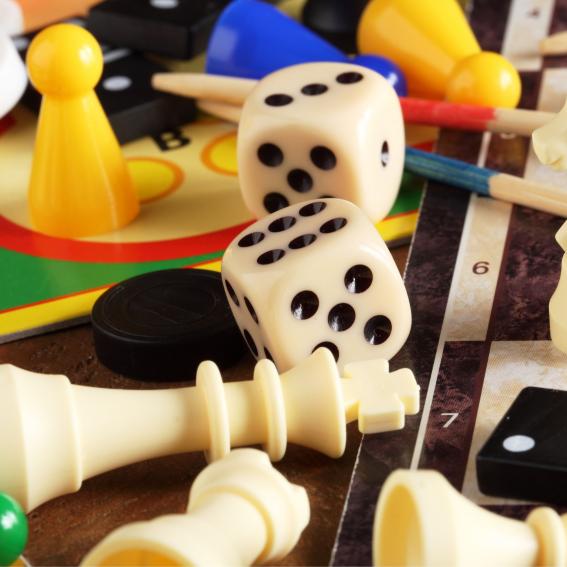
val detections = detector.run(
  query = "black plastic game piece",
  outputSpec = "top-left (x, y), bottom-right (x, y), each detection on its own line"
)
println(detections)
top-left (92, 269), bottom-right (246, 381)
top-left (87, 0), bottom-right (230, 59)
top-left (302, 0), bottom-right (369, 53)
top-left (94, 52), bottom-right (196, 144)
top-left (14, 20), bottom-right (196, 144)
top-left (477, 387), bottom-right (567, 505)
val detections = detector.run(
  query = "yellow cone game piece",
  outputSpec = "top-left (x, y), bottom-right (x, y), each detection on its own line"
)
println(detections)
top-left (357, 0), bottom-right (521, 108)
top-left (26, 24), bottom-right (139, 238)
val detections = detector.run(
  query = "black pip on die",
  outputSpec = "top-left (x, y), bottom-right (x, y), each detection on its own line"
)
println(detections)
top-left (237, 62), bottom-right (405, 222)
top-left (221, 198), bottom-right (412, 372)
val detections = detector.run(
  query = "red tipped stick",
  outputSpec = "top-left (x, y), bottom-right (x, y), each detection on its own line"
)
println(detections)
top-left (400, 97), bottom-right (552, 137)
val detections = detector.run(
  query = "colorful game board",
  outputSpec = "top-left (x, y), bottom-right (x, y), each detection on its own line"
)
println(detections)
top-left (0, 89), bottom-right (427, 344)
top-left (0, 109), bottom-right (426, 343)
top-left (331, 0), bottom-right (567, 564)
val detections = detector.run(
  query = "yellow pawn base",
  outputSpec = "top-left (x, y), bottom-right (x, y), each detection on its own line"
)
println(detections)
top-left (26, 24), bottom-right (139, 238)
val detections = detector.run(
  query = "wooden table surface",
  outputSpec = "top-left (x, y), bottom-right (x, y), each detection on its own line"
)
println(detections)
top-left (0, 246), bottom-right (410, 566)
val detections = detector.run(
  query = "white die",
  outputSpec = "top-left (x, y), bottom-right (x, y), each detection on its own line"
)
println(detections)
top-left (237, 62), bottom-right (405, 223)
top-left (221, 198), bottom-right (411, 372)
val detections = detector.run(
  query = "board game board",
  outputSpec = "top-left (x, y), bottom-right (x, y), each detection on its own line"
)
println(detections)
top-left (331, 0), bottom-right (567, 564)
top-left (0, 57), bottom-right (428, 344)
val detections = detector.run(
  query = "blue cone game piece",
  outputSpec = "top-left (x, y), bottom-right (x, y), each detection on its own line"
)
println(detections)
top-left (0, 493), bottom-right (27, 567)
top-left (205, 0), bottom-right (407, 96)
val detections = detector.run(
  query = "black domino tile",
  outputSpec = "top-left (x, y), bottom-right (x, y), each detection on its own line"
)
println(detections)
top-left (87, 0), bottom-right (230, 59)
top-left (477, 387), bottom-right (567, 505)
top-left (95, 52), bottom-right (196, 144)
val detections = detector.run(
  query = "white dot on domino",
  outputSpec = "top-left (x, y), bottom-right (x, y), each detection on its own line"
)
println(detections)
top-left (103, 76), bottom-right (132, 91)
top-left (150, 0), bottom-right (179, 8)
top-left (502, 435), bottom-right (535, 453)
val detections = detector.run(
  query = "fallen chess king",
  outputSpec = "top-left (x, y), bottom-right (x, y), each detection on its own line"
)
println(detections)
top-left (0, 348), bottom-right (419, 512)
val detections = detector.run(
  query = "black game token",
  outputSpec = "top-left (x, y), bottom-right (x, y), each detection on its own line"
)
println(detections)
top-left (302, 0), bottom-right (370, 53)
top-left (92, 269), bottom-right (246, 381)
top-left (87, 0), bottom-right (230, 59)
top-left (477, 387), bottom-right (567, 505)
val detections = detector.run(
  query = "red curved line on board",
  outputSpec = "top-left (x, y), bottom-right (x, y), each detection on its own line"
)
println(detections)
top-left (0, 215), bottom-right (253, 263)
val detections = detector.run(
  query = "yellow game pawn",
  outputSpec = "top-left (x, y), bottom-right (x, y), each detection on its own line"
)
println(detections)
top-left (357, 0), bottom-right (522, 108)
top-left (26, 24), bottom-right (139, 238)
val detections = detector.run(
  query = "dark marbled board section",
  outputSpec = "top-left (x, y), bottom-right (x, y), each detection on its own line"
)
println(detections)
top-left (469, 0), bottom-right (512, 52)
top-left (488, 206), bottom-right (564, 341)
top-left (331, 174), bottom-right (472, 566)
top-left (330, 8), bottom-right (502, 556)
top-left (330, 0), bottom-right (567, 562)
top-left (418, 341), bottom-right (489, 491)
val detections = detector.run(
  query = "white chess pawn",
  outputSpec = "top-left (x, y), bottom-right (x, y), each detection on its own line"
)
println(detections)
top-left (532, 98), bottom-right (567, 170)
top-left (373, 469), bottom-right (567, 566)
top-left (0, 348), bottom-right (419, 511)
top-left (81, 449), bottom-right (309, 567)
top-left (550, 221), bottom-right (567, 354)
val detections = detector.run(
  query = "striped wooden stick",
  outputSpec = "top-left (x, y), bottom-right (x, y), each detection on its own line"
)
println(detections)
top-left (400, 98), bottom-right (552, 137)
top-left (540, 31), bottom-right (567, 56)
top-left (405, 147), bottom-right (567, 217)
top-left (153, 72), bottom-right (553, 136)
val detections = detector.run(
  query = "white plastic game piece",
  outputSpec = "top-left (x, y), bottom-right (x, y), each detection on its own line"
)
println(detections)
top-left (197, 99), bottom-right (242, 123)
top-left (0, 348), bottom-right (419, 511)
top-left (0, 0), bottom-right (22, 36)
top-left (153, 72), bottom-right (255, 107)
top-left (0, 32), bottom-right (26, 119)
top-left (236, 62), bottom-right (405, 222)
top-left (373, 469), bottom-right (567, 567)
top-left (532, 98), bottom-right (567, 170)
top-left (81, 449), bottom-right (309, 567)
top-left (221, 198), bottom-right (412, 372)
top-left (550, 221), bottom-right (567, 354)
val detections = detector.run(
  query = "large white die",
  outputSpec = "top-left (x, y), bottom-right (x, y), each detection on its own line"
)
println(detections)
top-left (221, 198), bottom-right (411, 372)
top-left (237, 62), bottom-right (405, 223)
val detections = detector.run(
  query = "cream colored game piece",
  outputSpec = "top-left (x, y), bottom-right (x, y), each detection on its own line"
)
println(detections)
top-left (550, 221), bottom-right (567, 355)
top-left (222, 198), bottom-right (412, 372)
top-left (373, 469), bottom-right (567, 567)
top-left (81, 449), bottom-right (309, 567)
top-left (0, 32), bottom-right (26, 119)
top-left (0, 348), bottom-right (419, 511)
top-left (152, 72), bottom-right (255, 107)
top-left (197, 99), bottom-right (242, 123)
top-left (237, 62), bottom-right (404, 222)
top-left (532, 99), bottom-right (567, 170)
top-left (540, 31), bottom-right (567, 56)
